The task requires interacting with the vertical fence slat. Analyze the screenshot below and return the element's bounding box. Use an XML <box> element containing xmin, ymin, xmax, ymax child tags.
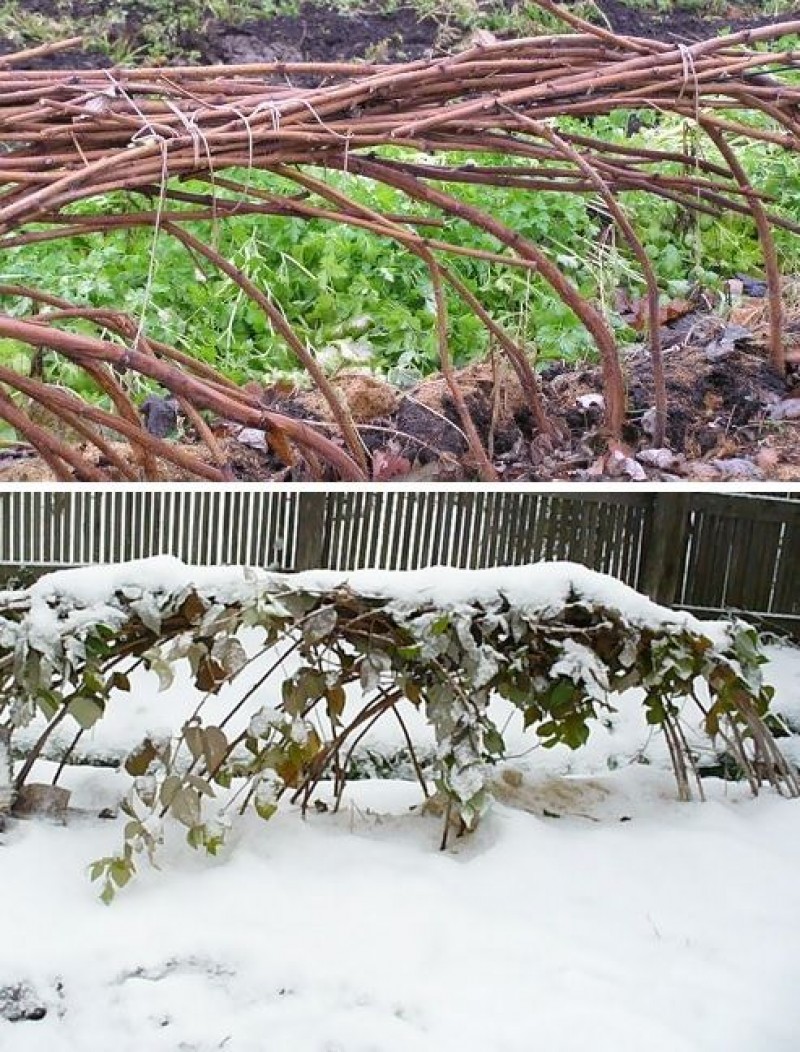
<box><xmin>407</xmin><ymin>492</ymin><xmax>430</xmax><ymax>570</ymax></box>
<box><xmin>543</xmin><ymin>497</ymin><xmax>562</xmax><ymax>561</ymax></box>
<box><xmin>426</xmin><ymin>492</ymin><xmax>447</xmax><ymax>567</ymax></box>
<box><xmin>708</xmin><ymin>515</ymin><xmax>734</xmax><ymax>609</ymax></box>
<box><xmin>772</xmin><ymin>521</ymin><xmax>800</xmax><ymax>615</ymax></box>
<box><xmin>482</xmin><ymin>491</ymin><xmax>503</xmax><ymax>566</ymax></box>
<box><xmin>20</xmin><ymin>490</ymin><xmax>32</xmax><ymax>563</ymax></box>
<box><xmin>591</xmin><ymin>500</ymin><xmax>612</xmax><ymax>575</ymax></box>
<box><xmin>396</xmin><ymin>491</ymin><xmax>419</xmax><ymax>571</ymax></box>
<box><xmin>294</xmin><ymin>492</ymin><xmax>327</xmax><ymax>571</ymax></box>
<box><xmin>639</xmin><ymin>494</ymin><xmax>690</xmax><ymax>602</ymax></box>
<box><xmin>363</xmin><ymin>492</ymin><xmax>384</xmax><ymax>568</ymax></box>
<box><xmin>451</xmin><ymin>491</ymin><xmax>473</xmax><ymax>568</ymax></box>
<box><xmin>377</xmin><ymin>491</ymin><xmax>400</xmax><ymax>570</ymax></box>
<box><xmin>0</xmin><ymin>493</ymin><xmax>9</xmax><ymax>563</ymax></box>
<box><xmin>351</xmin><ymin>490</ymin><xmax>371</xmax><ymax>568</ymax></box>
<box><xmin>255</xmin><ymin>489</ymin><xmax>271</xmax><ymax>567</ymax></box>
<box><xmin>180</xmin><ymin>490</ymin><xmax>194</xmax><ymax>563</ymax></box>
<box><xmin>683</xmin><ymin>510</ymin><xmax>711</xmax><ymax>608</ymax></box>
<box><xmin>514</xmin><ymin>494</ymin><xmax>539</xmax><ymax>565</ymax></box>
<box><xmin>747</xmin><ymin>519</ymin><xmax>781</xmax><ymax>611</ymax></box>
<box><xmin>335</xmin><ymin>490</ymin><xmax>357</xmax><ymax>571</ymax></box>
<box><xmin>0</xmin><ymin>491</ymin><xmax>798</xmax><ymax>634</ymax></box>
<box><xmin>465</xmin><ymin>492</ymin><xmax>488</xmax><ymax>568</ymax></box>
<box><xmin>725</xmin><ymin>517</ymin><xmax>754</xmax><ymax>609</ymax></box>
<box><xmin>268</xmin><ymin>489</ymin><xmax>283</xmax><ymax>568</ymax></box>
<box><xmin>240</xmin><ymin>490</ymin><xmax>254</xmax><ymax>565</ymax></box>
<box><xmin>496</xmin><ymin>492</ymin><xmax>519</xmax><ymax>566</ymax></box>
<box><xmin>347</xmin><ymin>490</ymin><xmax>365</xmax><ymax>570</ymax></box>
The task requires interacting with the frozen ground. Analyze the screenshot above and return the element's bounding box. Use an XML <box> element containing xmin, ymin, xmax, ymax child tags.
<box><xmin>3</xmin><ymin>763</ymin><xmax>800</xmax><ymax>1052</ymax></box>
<box><xmin>1</xmin><ymin>565</ymin><xmax>799</xmax><ymax>1051</ymax></box>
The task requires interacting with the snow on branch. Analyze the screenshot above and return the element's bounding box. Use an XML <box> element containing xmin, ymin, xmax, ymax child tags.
<box><xmin>0</xmin><ymin>559</ymin><xmax>797</xmax><ymax>899</ymax></box>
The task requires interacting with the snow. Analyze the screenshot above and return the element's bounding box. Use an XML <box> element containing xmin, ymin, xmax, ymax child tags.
<box><xmin>0</xmin><ymin>728</ymin><xmax>10</xmax><ymax>814</ymax></box>
<box><xmin>550</xmin><ymin>638</ymin><xmax>610</xmax><ymax>701</ymax></box>
<box><xmin>2</xmin><ymin>651</ymin><xmax>800</xmax><ymax>1050</ymax></box>
<box><xmin>13</xmin><ymin>555</ymin><xmax>728</xmax><ymax>637</ymax></box>
<box><xmin>2</xmin><ymin>564</ymin><xmax>799</xmax><ymax>1049</ymax></box>
<box><xmin>2</xmin><ymin>765</ymin><xmax>800</xmax><ymax>1052</ymax></box>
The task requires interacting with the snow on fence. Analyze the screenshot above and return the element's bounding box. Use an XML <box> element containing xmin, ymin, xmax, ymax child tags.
<box><xmin>0</xmin><ymin>489</ymin><xmax>798</xmax><ymax>634</ymax></box>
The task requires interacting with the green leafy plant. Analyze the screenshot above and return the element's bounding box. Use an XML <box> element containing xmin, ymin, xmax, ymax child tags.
<box><xmin>2</xmin><ymin>121</ymin><xmax>788</xmax><ymax>424</ymax></box>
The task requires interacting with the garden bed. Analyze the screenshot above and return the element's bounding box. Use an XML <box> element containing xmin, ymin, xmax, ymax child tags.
<box><xmin>0</xmin><ymin>3</ymin><xmax>798</xmax><ymax>480</ymax></box>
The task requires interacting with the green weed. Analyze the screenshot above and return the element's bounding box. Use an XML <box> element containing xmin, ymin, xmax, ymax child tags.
<box><xmin>1</xmin><ymin>111</ymin><xmax>799</xmax><ymax>430</ymax></box>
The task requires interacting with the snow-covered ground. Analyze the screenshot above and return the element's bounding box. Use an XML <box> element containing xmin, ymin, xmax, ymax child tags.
<box><xmin>3</xmin><ymin>762</ymin><xmax>800</xmax><ymax>1052</ymax></box>
<box><xmin>2</xmin><ymin>563</ymin><xmax>800</xmax><ymax>1052</ymax></box>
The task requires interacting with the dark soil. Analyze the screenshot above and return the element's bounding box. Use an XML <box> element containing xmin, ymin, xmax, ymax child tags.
<box><xmin>2</xmin><ymin>312</ymin><xmax>798</xmax><ymax>482</ymax></box>
<box><xmin>0</xmin><ymin>0</ymin><xmax>444</xmax><ymax>68</ymax></box>
<box><xmin>200</xmin><ymin>6</ymin><xmax>441</xmax><ymax>66</ymax></box>
<box><xmin>3</xmin><ymin>0</ymin><xmax>800</xmax><ymax>69</ymax></box>
<box><xmin>596</xmin><ymin>0</ymin><xmax>800</xmax><ymax>42</ymax></box>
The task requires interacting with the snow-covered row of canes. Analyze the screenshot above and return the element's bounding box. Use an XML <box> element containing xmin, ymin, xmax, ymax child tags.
<box><xmin>1</xmin><ymin>557</ymin><xmax>797</xmax><ymax>901</ymax></box>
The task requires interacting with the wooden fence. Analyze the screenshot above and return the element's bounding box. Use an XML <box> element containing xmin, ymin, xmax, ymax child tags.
<box><xmin>0</xmin><ymin>489</ymin><xmax>797</xmax><ymax>635</ymax></box>
<box><xmin>0</xmin><ymin>489</ymin><xmax>299</xmax><ymax>569</ymax></box>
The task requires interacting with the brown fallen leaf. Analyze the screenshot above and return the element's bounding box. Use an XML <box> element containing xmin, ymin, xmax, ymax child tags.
<box><xmin>372</xmin><ymin>447</ymin><xmax>411</xmax><ymax>480</ymax></box>
<box><xmin>755</xmin><ymin>447</ymin><xmax>780</xmax><ymax>472</ymax></box>
<box><xmin>682</xmin><ymin>462</ymin><xmax>723</xmax><ymax>481</ymax></box>
<box><xmin>624</xmin><ymin>297</ymin><xmax>692</xmax><ymax>332</ymax></box>
<box><xmin>729</xmin><ymin>303</ymin><xmax>764</xmax><ymax>329</ymax></box>
<box><xmin>267</xmin><ymin>427</ymin><xmax>298</xmax><ymax>467</ymax></box>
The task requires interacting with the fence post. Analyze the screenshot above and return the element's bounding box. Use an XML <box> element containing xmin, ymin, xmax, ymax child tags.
<box><xmin>294</xmin><ymin>492</ymin><xmax>328</xmax><ymax>570</ymax></box>
<box><xmin>639</xmin><ymin>493</ymin><xmax>691</xmax><ymax>604</ymax></box>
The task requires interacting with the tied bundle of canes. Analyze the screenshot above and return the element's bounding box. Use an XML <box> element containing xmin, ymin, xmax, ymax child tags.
<box><xmin>0</xmin><ymin>1</ymin><xmax>798</xmax><ymax>480</ymax></box>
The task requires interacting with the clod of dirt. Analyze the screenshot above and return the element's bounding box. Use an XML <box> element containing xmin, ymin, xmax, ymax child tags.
<box><xmin>202</xmin><ymin>28</ymin><xmax>303</xmax><ymax>66</ymax></box>
<box><xmin>395</xmin><ymin>395</ymin><xmax>467</xmax><ymax>461</ymax></box>
<box><xmin>223</xmin><ymin>437</ymin><xmax>295</xmax><ymax>482</ymax></box>
<box><xmin>12</xmin><ymin>783</ymin><xmax>71</xmax><ymax>820</ymax></box>
<box><xmin>299</xmin><ymin>372</ymin><xmax>399</xmax><ymax>423</ymax></box>
<box><xmin>0</xmin><ymin>983</ymin><xmax>48</xmax><ymax>1023</ymax></box>
<box><xmin>398</xmin><ymin>362</ymin><xmax>529</xmax><ymax>463</ymax></box>
<box><xmin>141</xmin><ymin>395</ymin><xmax>179</xmax><ymax>438</ymax></box>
